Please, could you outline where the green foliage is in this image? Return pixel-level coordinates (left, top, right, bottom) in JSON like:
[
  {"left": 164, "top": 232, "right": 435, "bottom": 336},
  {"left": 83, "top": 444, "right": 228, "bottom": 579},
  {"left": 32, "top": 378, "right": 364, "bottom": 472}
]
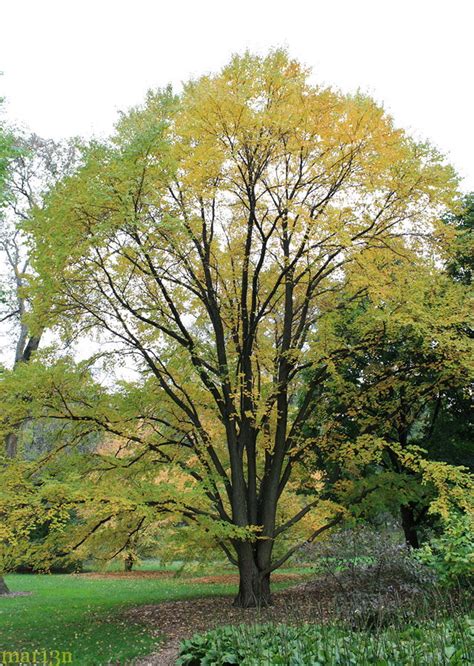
[
  {"left": 0, "top": 98, "right": 17, "bottom": 309},
  {"left": 0, "top": 353, "right": 256, "bottom": 572},
  {"left": 177, "top": 619, "right": 474, "bottom": 665},
  {"left": 445, "top": 193, "right": 474, "bottom": 286},
  {"left": 0, "top": 115, "right": 15, "bottom": 206},
  {"left": 0, "top": 129, "right": 14, "bottom": 205},
  {"left": 416, "top": 513, "right": 474, "bottom": 587},
  {"left": 302, "top": 257, "right": 473, "bottom": 537}
]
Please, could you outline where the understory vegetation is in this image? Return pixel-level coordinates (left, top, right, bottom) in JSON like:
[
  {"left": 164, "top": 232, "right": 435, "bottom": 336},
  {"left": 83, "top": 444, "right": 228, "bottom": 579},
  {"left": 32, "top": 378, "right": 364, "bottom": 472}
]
[
  {"left": 3, "top": 524, "right": 472, "bottom": 665},
  {"left": 176, "top": 525, "right": 473, "bottom": 665},
  {"left": 177, "top": 618, "right": 474, "bottom": 666}
]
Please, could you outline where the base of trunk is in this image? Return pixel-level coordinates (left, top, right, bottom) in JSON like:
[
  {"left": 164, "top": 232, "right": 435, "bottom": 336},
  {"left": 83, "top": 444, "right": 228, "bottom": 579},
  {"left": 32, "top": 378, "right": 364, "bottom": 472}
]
[
  {"left": 0, "top": 576, "right": 10, "bottom": 595},
  {"left": 233, "top": 572, "right": 272, "bottom": 608}
]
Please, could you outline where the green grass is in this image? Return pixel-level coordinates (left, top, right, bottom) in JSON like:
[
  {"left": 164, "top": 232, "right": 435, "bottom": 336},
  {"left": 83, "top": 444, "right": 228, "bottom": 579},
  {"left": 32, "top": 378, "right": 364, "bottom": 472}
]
[
  {"left": 83, "top": 557, "right": 314, "bottom": 576},
  {"left": 82, "top": 557, "right": 182, "bottom": 572},
  {"left": 0, "top": 573, "right": 235, "bottom": 665},
  {"left": 0, "top": 566, "right": 308, "bottom": 665}
]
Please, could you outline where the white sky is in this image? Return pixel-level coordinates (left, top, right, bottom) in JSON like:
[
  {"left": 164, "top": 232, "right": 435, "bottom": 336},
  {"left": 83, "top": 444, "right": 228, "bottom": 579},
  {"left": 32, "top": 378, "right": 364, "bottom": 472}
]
[
  {"left": 0, "top": 0, "right": 472, "bottom": 368},
  {"left": 1, "top": 0, "right": 473, "bottom": 193}
]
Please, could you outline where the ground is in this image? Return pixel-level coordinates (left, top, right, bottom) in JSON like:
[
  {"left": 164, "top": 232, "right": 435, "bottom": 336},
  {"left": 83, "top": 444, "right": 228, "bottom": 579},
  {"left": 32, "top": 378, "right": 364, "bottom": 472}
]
[
  {"left": 126, "top": 585, "right": 330, "bottom": 665},
  {"left": 0, "top": 566, "right": 311, "bottom": 665},
  {"left": 3, "top": 563, "right": 469, "bottom": 665}
]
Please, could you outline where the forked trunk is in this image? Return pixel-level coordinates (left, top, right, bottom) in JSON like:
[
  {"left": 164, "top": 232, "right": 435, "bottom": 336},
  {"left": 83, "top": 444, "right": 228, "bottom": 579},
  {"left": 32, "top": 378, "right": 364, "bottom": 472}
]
[
  {"left": 233, "top": 545, "right": 272, "bottom": 608},
  {"left": 0, "top": 576, "right": 10, "bottom": 595}
]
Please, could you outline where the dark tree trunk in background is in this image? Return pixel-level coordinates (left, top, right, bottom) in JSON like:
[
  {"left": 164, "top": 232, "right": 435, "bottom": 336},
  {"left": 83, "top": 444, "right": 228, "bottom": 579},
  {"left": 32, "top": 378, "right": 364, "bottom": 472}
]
[
  {"left": 124, "top": 553, "right": 134, "bottom": 572},
  {"left": 400, "top": 504, "right": 420, "bottom": 549},
  {"left": 5, "top": 432, "right": 18, "bottom": 459},
  {"left": 0, "top": 575, "right": 10, "bottom": 595}
]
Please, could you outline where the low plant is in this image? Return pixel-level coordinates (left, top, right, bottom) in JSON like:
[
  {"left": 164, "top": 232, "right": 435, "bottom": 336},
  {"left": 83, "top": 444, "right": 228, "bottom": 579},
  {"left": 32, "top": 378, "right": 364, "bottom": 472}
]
[{"left": 177, "top": 619, "right": 474, "bottom": 665}]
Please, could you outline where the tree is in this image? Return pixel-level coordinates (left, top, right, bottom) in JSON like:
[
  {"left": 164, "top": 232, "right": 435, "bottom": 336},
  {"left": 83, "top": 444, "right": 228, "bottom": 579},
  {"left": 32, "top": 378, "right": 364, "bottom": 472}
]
[
  {"left": 1, "top": 132, "right": 78, "bottom": 455},
  {"left": 0, "top": 129, "right": 78, "bottom": 593},
  {"left": 302, "top": 263, "right": 472, "bottom": 548},
  {"left": 26, "top": 50, "right": 460, "bottom": 606},
  {"left": 445, "top": 192, "right": 474, "bottom": 286},
  {"left": 0, "top": 94, "right": 16, "bottom": 595}
]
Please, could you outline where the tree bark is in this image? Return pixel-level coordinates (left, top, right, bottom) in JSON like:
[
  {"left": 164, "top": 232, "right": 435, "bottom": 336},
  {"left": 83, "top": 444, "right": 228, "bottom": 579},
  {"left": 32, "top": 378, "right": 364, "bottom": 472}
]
[
  {"left": 0, "top": 575, "right": 10, "bottom": 595},
  {"left": 400, "top": 504, "right": 420, "bottom": 549},
  {"left": 5, "top": 432, "right": 18, "bottom": 459},
  {"left": 124, "top": 553, "right": 134, "bottom": 572},
  {"left": 233, "top": 543, "right": 272, "bottom": 608}
]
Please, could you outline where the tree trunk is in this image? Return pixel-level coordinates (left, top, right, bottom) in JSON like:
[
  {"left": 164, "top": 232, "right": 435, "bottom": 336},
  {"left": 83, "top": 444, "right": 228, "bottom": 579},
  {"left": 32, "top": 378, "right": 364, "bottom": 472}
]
[
  {"left": 400, "top": 504, "right": 420, "bottom": 549},
  {"left": 5, "top": 432, "right": 18, "bottom": 459},
  {"left": 124, "top": 553, "right": 134, "bottom": 572},
  {"left": 0, "top": 576, "right": 10, "bottom": 595},
  {"left": 233, "top": 544, "right": 272, "bottom": 608}
]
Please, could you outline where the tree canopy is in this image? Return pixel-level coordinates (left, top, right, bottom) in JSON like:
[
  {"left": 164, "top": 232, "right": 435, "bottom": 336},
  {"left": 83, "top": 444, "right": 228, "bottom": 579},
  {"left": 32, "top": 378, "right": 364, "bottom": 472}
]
[{"left": 1, "top": 50, "right": 471, "bottom": 606}]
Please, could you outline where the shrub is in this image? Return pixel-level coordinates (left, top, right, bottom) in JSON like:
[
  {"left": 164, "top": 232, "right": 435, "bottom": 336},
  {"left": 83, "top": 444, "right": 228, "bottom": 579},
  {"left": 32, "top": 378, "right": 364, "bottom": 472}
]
[
  {"left": 297, "top": 521, "right": 404, "bottom": 569},
  {"left": 299, "top": 524, "right": 436, "bottom": 628},
  {"left": 416, "top": 514, "right": 474, "bottom": 587}
]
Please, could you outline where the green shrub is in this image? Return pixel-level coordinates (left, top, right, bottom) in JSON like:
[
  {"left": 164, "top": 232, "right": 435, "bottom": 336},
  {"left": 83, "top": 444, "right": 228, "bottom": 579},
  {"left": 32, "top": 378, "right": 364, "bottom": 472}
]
[
  {"left": 177, "top": 619, "right": 473, "bottom": 665},
  {"left": 416, "top": 514, "right": 474, "bottom": 587}
]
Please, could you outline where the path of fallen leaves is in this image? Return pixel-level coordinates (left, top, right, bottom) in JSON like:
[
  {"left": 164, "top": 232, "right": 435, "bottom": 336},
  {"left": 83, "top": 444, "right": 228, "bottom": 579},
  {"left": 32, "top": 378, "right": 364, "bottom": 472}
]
[
  {"left": 79, "top": 571, "right": 176, "bottom": 580},
  {"left": 125, "top": 580, "right": 329, "bottom": 666}
]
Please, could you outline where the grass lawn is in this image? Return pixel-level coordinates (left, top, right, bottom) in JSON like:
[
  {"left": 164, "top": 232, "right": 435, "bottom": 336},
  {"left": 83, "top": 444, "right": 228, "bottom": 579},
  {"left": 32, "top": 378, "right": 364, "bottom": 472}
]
[
  {"left": 0, "top": 566, "right": 307, "bottom": 665},
  {"left": 0, "top": 572, "right": 235, "bottom": 665}
]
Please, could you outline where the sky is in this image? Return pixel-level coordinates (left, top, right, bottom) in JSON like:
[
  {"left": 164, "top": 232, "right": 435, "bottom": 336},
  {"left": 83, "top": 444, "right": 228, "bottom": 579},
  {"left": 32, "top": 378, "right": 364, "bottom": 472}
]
[{"left": 1, "top": 0, "right": 473, "bottom": 190}]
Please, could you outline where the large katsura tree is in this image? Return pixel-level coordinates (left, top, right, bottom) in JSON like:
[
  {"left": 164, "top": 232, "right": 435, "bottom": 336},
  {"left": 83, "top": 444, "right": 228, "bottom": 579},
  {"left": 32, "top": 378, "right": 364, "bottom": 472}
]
[{"left": 28, "top": 51, "right": 459, "bottom": 606}]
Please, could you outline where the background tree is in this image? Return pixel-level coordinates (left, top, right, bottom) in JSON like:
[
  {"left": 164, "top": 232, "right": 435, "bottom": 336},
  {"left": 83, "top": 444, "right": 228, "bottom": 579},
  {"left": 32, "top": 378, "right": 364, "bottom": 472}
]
[
  {"left": 0, "top": 126, "right": 78, "bottom": 592},
  {"left": 0, "top": 93, "right": 16, "bottom": 595},
  {"left": 23, "top": 50, "right": 462, "bottom": 606},
  {"left": 445, "top": 193, "right": 474, "bottom": 286},
  {"left": 1, "top": 132, "right": 78, "bottom": 370},
  {"left": 303, "top": 260, "right": 472, "bottom": 548}
]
